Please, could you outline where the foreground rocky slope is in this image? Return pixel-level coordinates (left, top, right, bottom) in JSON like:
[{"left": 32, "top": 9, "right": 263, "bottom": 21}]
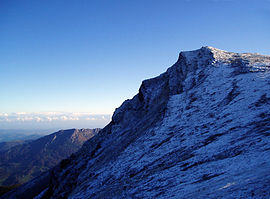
[
  {"left": 5, "top": 47, "right": 270, "bottom": 199},
  {"left": 0, "top": 128, "right": 100, "bottom": 186}
]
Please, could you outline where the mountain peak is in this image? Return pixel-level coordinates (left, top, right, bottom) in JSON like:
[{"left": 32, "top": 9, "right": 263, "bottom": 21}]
[
  {"left": 113, "top": 47, "right": 270, "bottom": 127},
  {"left": 176, "top": 46, "right": 270, "bottom": 74},
  {"left": 4, "top": 48, "right": 270, "bottom": 199},
  {"left": 202, "top": 45, "right": 225, "bottom": 52}
]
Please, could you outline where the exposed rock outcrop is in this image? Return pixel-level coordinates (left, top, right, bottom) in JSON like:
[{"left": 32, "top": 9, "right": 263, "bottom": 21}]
[{"left": 4, "top": 47, "right": 270, "bottom": 199}]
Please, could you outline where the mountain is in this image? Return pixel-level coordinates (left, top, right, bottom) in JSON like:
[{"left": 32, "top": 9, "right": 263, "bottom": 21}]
[
  {"left": 0, "top": 141, "right": 29, "bottom": 152},
  {"left": 0, "top": 128, "right": 100, "bottom": 187},
  {"left": 0, "top": 130, "right": 44, "bottom": 143},
  {"left": 4, "top": 46, "right": 270, "bottom": 199}
]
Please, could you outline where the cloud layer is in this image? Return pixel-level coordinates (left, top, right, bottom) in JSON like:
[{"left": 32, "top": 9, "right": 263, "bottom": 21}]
[{"left": 0, "top": 112, "right": 111, "bottom": 129}]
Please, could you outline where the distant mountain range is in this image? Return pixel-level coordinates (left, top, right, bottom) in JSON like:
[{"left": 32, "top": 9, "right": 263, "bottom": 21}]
[
  {"left": 0, "top": 129, "right": 52, "bottom": 142},
  {"left": 0, "top": 141, "right": 29, "bottom": 152},
  {"left": 0, "top": 128, "right": 100, "bottom": 187}
]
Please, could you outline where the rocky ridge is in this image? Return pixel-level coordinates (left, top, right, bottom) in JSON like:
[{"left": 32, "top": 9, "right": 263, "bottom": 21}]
[{"left": 4, "top": 46, "right": 270, "bottom": 199}]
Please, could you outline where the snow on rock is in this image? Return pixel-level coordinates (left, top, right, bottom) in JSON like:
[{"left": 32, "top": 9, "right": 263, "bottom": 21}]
[{"left": 4, "top": 47, "right": 270, "bottom": 199}]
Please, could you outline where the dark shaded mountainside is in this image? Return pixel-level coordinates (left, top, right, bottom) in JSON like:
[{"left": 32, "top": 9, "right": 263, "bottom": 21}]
[
  {"left": 0, "top": 130, "right": 43, "bottom": 143},
  {"left": 0, "top": 140, "right": 29, "bottom": 152},
  {"left": 4, "top": 47, "right": 270, "bottom": 199},
  {"left": 0, "top": 128, "right": 100, "bottom": 187}
]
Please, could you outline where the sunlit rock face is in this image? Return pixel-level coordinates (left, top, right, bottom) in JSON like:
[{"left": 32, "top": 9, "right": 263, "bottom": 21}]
[{"left": 5, "top": 47, "right": 270, "bottom": 199}]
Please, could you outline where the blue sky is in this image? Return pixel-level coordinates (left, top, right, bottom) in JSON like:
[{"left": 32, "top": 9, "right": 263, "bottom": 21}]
[{"left": 0, "top": 0, "right": 269, "bottom": 129}]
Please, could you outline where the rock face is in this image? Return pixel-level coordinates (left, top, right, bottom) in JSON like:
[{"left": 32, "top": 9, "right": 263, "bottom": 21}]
[
  {"left": 0, "top": 128, "right": 100, "bottom": 186},
  {"left": 5, "top": 47, "right": 270, "bottom": 199}
]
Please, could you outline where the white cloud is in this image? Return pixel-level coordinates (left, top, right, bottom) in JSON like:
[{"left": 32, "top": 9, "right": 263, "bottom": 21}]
[
  {"left": 86, "top": 117, "right": 97, "bottom": 121},
  {"left": 35, "top": 117, "right": 42, "bottom": 122},
  {"left": 0, "top": 113, "right": 8, "bottom": 117},
  {"left": 0, "top": 112, "right": 112, "bottom": 129},
  {"left": 46, "top": 117, "right": 53, "bottom": 122},
  {"left": 16, "top": 112, "right": 27, "bottom": 115},
  {"left": 60, "top": 116, "right": 68, "bottom": 121},
  {"left": 70, "top": 117, "right": 79, "bottom": 121}
]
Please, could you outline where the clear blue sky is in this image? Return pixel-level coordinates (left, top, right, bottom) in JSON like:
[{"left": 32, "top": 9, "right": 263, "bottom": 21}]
[{"left": 0, "top": 0, "right": 269, "bottom": 129}]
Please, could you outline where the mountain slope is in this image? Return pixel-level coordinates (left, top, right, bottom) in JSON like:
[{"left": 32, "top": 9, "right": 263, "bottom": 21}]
[
  {"left": 0, "top": 130, "right": 43, "bottom": 143},
  {"left": 0, "top": 141, "right": 29, "bottom": 152},
  {"left": 5, "top": 47, "right": 270, "bottom": 199},
  {"left": 0, "top": 128, "right": 100, "bottom": 186}
]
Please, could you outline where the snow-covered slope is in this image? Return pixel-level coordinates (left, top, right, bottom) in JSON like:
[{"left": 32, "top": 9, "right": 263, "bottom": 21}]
[{"left": 5, "top": 47, "right": 270, "bottom": 199}]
